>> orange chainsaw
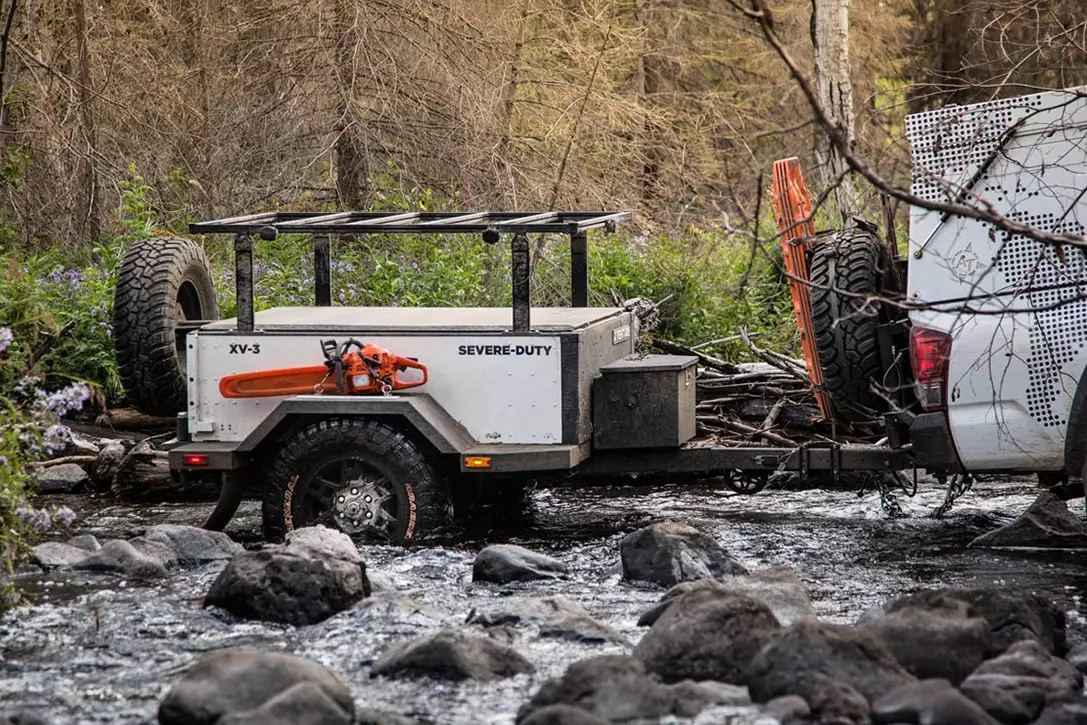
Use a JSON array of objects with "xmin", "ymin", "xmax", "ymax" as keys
[{"xmin": 219, "ymin": 339, "xmax": 428, "ymax": 398}]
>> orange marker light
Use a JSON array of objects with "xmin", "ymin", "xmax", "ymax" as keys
[{"xmin": 464, "ymin": 456, "xmax": 492, "ymax": 469}]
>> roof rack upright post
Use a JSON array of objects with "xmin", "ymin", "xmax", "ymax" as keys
[
  {"xmin": 571, "ymin": 230, "xmax": 588, "ymax": 307},
  {"xmin": 511, "ymin": 232, "xmax": 531, "ymax": 332},
  {"xmin": 313, "ymin": 234, "xmax": 331, "ymax": 306},
  {"xmin": 234, "ymin": 232, "xmax": 254, "ymax": 332}
]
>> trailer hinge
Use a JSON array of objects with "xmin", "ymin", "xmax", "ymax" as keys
[{"xmin": 189, "ymin": 418, "xmax": 216, "ymax": 434}]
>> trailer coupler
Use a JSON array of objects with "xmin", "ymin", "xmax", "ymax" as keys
[{"xmin": 203, "ymin": 471, "xmax": 245, "ymax": 531}]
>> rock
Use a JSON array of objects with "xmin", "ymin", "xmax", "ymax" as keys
[
  {"xmin": 809, "ymin": 680, "xmax": 869, "ymax": 724},
  {"xmin": 518, "ymin": 706, "xmax": 610, "ymax": 725},
  {"xmin": 158, "ymin": 649, "xmax": 354, "ymax": 725},
  {"xmin": 75, "ymin": 539, "xmax": 168, "ymax": 578},
  {"xmin": 285, "ymin": 526, "xmax": 362, "ymax": 564},
  {"xmin": 871, "ymin": 679, "xmax": 999, "ymax": 725},
  {"xmin": 1067, "ymin": 643, "xmax": 1087, "ymax": 675},
  {"xmin": 971, "ymin": 639, "xmax": 1082, "ymax": 690},
  {"xmin": 0, "ymin": 710, "xmax": 50, "ymax": 725},
  {"xmin": 69, "ymin": 432, "xmax": 102, "ymax": 457},
  {"xmin": 762, "ymin": 695, "xmax": 811, "ymax": 724},
  {"xmin": 371, "ymin": 630, "xmax": 534, "ymax": 681},
  {"xmin": 353, "ymin": 594, "xmax": 446, "ymax": 627},
  {"xmin": 959, "ymin": 674, "xmax": 1049, "ymax": 724},
  {"xmin": 470, "ymin": 597, "xmax": 626, "ymax": 644},
  {"xmin": 129, "ymin": 537, "xmax": 180, "ymax": 569},
  {"xmin": 93, "ymin": 441, "xmax": 126, "ymax": 486},
  {"xmin": 638, "ymin": 568, "xmax": 814, "ymax": 627},
  {"xmin": 35, "ymin": 462, "xmax": 89, "ymax": 493},
  {"xmin": 355, "ymin": 710, "xmax": 421, "ymax": 725},
  {"xmin": 517, "ymin": 655, "xmax": 741, "ymax": 723},
  {"xmin": 1034, "ymin": 693, "xmax": 1087, "ymax": 725},
  {"xmin": 30, "ymin": 541, "xmax": 89, "ymax": 569},
  {"xmin": 633, "ymin": 589, "xmax": 780, "ymax": 684},
  {"xmin": 878, "ymin": 587, "xmax": 1066, "ymax": 655},
  {"xmin": 970, "ymin": 492, "xmax": 1087, "ymax": 549},
  {"xmin": 143, "ymin": 524, "xmax": 244, "ymax": 563},
  {"xmin": 473, "ymin": 544, "xmax": 569, "ymax": 583},
  {"xmin": 367, "ymin": 571, "xmax": 395, "ymax": 592},
  {"xmin": 217, "ymin": 682, "xmax": 352, "ymax": 725},
  {"xmin": 67, "ymin": 534, "xmax": 101, "ymax": 552},
  {"xmin": 620, "ymin": 521, "xmax": 747, "ymax": 587},
  {"xmin": 747, "ymin": 620, "xmax": 915, "ymax": 704},
  {"xmin": 205, "ymin": 548, "xmax": 368, "ymax": 626},
  {"xmin": 864, "ymin": 595, "xmax": 992, "ymax": 684}
]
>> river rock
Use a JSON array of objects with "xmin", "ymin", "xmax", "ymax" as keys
[
  {"xmin": 67, "ymin": 534, "xmax": 101, "ymax": 552},
  {"xmin": 205, "ymin": 548, "xmax": 368, "ymax": 626},
  {"xmin": 1033, "ymin": 693, "xmax": 1087, "ymax": 725},
  {"xmin": 876, "ymin": 587, "xmax": 1066, "ymax": 655},
  {"xmin": 747, "ymin": 620, "xmax": 915, "ymax": 703},
  {"xmin": 809, "ymin": 679, "xmax": 870, "ymax": 724},
  {"xmin": 864, "ymin": 595, "xmax": 992, "ymax": 684},
  {"xmin": 473, "ymin": 544, "xmax": 568, "ymax": 583},
  {"xmin": 371, "ymin": 630, "xmax": 534, "ymax": 681},
  {"xmin": 971, "ymin": 639, "xmax": 1082, "ymax": 690},
  {"xmin": 30, "ymin": 541, "xmax": 89, "ymax": 569},
  {"xmin": 970, "ymin": 492, "xmax": 1087, "ymax": 549},
  {"xmin": 285, "ymin": 526, "xmax": 362, "ymax": 564},
  {"xmin": 959, "ymin": 674, "xmax": 1049, "ymax": 724},
  {"xmin": 217, "ymin": 682, "xmax": 352, "ymax": 725},
  {"xmin": 639, "ymin": 568, "xmax": 813, "ymax": 627},
  {"xmin": 633, "ymin": 589, "xmax": 780, "ymax": 684},
  {"xmin": 870, "ymin": 679, "xmax": 999, "ymax": 725},
  {"xmin": 620, "ymin": 520, "xmax": 747, "ymax": 587},
  {"xmin": 143, "ymin": 524, "xmax": 244, "ymax": 563},
  {"xmin": 516, "ymin": 655, "xmax": 747, "ymax": 723},
  {"xmin": 129, "ymin": 537, "xmax": 180, "ymax": 569},
  {"xmin": 35, "ymin": 463, "xmax": 89, "ymax": 493},
  {"xmin": 761, "ymin": 695, "xmax": 810, "ymax": 724},
  {"xmin": 75, "ymin": 539, "xmax": 168, "ymax": 578},
  {"xmin": 470, "ymin": 597, "xmax": 626, "ymax": 644},
  {"xmin": 158, "ymin": 649, "xmax": 354, "ymax": 725},
  {"xmin": 518, "ymin": 705, "xmax": 610, "ymax": 725}
]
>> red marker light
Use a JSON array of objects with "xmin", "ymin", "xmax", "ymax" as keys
[{"xmin": 182, "ymin": 454, "xmax": 209, "ymax": 466}]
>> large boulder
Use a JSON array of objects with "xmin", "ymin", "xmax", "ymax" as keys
[
  {"xmin": 157, "ymin": 649, "xmax": 354, "ymax": 725},
  {"xmin": 469, "ymin": 597, "xmax": 626, "ymax": 645},
  {"xmin": 75, "ymin": 539, "xmax": 169, "ymax": 578},
  {"xmin": 864, "ymin": 595, "xmax": 992, "ymax": 684},
  {"xmin": 633, "ymin": 590, "xmax": 780, "ymax": 684},
  {"xmin": 473, "ymin": 544, "xmax": 568, "ymax": 583},
  {"xmin": 35, "ymin": 462, "xmax": 89, "ymax": 493},
  {"xmin": 371, "ymin": 631, "xmax": 534, "ymax": 681},
  {"xmin": 874, "ymin": 587, "xmax": 1066, "ymax": 655},
  {"xmin": 870, "ymin": 679, "xmax": 999, "ymax": 725},
  {"xmin": 959, "ymin": 638, "xmax": 1083, "ymax": 723},
  {"xmin": 1034, "ymin": 693, "xmax": 1087, "ymax": 725},
  {"xmin": 143, "ymin": 524, "xmax": 244, "ymax": 563},
  {"xmin": 217, "ymin": 682, "xmax": 352, "ymax": 725},
  {"xmin": 638, "ymin": 568, "xmax": 813, "ymax": 627},
  {"xmin": 620, "ymin": 521, "xmax": 747, "ymax": 587},
  {"xmin": 285, "ymin": 526, "xmax": 362, "ymax": 565},
  {"xmin": 516, "ymin": 655, "xmax": 748, "ymax": 724},
  {"xmin": 970, "ymin": 492, "xmax": 1087, "ymax": 549},
  {"xmin": 809, "ymin": 680, "xmax": 870, "ymax": 725},
  {"xmin": 747, "ymin": 620, "xmax": 915, "ymax": 704},
  {"xmin": 205, "ymin": 547, "xmax": 369, "ymax": 626}
]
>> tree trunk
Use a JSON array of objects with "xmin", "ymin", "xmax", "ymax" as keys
[
  {"xmin": 812, "ymin": 0, "xmax": 856, "ymax": 220},
  {"xmin": 73, "ymin": 0, "xmax": 99, "ymax": 243},
  {"xmin": 333, "ymin": 0, "xmax": 367, "ymax": 210}
]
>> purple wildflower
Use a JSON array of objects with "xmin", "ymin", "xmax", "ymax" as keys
[
  {"xmin": 44, "ymin": 382, "xmax": 92, "ymax": 417},
  {"xmin": 42, "ymin": 424, "xmax": 72, "ymax": 456},
  {"xmin": 0, "ymin": 326, "xmax": 12, "ymax": 353}
]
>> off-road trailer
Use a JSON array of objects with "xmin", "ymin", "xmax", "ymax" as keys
[{"xmin": 154, "ymin": 210, "xmax": 915, "ymax": 542}]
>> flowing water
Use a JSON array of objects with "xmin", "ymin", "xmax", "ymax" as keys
[{"xmin": 4, "ymin": 476, "xmax": 1087, "ymax": 724}]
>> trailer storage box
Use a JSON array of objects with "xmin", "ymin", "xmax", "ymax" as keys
[{"xmin": 593, "ymin": 355, "xmax": 697, "ymax": 449}]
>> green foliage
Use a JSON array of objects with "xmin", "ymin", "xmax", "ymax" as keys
[{"xmin": 0, "ymin": 394, "xmax": 31, "ymax": 611}]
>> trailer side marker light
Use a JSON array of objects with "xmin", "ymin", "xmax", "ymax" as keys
[
  {"xmin": 183, "ymin": 454, "xmax": 209, "ymax": 466},
  {"xmin": 464, "ymin": 456, "xmax": 492, "ymax": 469}
]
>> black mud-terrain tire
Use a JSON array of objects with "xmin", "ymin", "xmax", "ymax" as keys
[
  {"xmin": 263, "ymin": 418, "xmax": 451, "ymax": 544},
  {"xmin": 113, "ymin": 237, "xmax": 218, "ymax": 416},
  {"xmin": 809, "ymin": 228, "xmax": 896, "ymax": 421}
]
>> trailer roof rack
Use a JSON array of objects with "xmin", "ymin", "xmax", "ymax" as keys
[
  {"xmin": 189, "ymin": 209, "xmax": 633, "ymax": 334},
  {"xmin": 189, "ymin": 210, "xmax": 631, "ymax": 236}
]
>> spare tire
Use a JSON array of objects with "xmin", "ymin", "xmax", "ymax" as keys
[
  {"xmin": 808, "ymin": 228, "xmax": 897, "ymax": 421},
  {"xmin": 113, "ymin": 237, "xmax": 218, "ymax": 416}
]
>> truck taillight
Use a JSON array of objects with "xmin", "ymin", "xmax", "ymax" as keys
[{"xmin": 909, "ymin": 326, "xmax": 952, "ymax": 411}]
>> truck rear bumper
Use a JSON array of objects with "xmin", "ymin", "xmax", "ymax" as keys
[{"xmin": 909, "ymin": 412, "xmax": 963, "ymax": 472}]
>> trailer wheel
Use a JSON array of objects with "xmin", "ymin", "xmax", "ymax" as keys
[
  {"xmin": 263, "ymin": 418, "xmax": 451, "ymax": 543},
  {"xmin": 808, "ymin": 228, "xmax": 897, "ymax": 421},
  {"xmin": 113, "ymin": 237, "xmax": 218, "ymax": 416}
]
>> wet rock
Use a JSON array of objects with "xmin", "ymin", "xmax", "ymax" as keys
[
  {"xmin": 75, "ymin": 539, "xmax": 168, "ymax": 578},
  {"xmin": 69, "ymin": 432, "xmax": 102, "ymax": 457},
  {"xmin": 356, "ymin": 709, "xmax": 422, "ymax": 725},
  {"xmin": 864, "ymin": 595, "xmax": 992, "ymax": 684},
  {"xmin": 473, "ymin": 544, "xmax": 569, "ymax": 583},
  {"xmin": 878, "ymin": 587, "xmax": 1066, "ymax": 655},
  {"xmin": 354, "ymin": 594, "xmax": 445, "ymax": 627},
  {"xmin": 638, "ymin": 568, "xmax": 813, "ymax": 627},
  {"xmin": 158, "ymin": 649, "xmax": 354, "ymax": 725},
  {"xmin": 1066, "ymin": 642, "xmax": 1087, "ymax": 675},
  {"xmin": 367, "ymin": 571, "xmax": 395, "ymax": 592},
  {"xmin": 970, "ymin": 492, "xmax": 1087, "ymax": 549},
  {"xmin": 217, "ymin": 682, "xmax": 352, "ymax": 725},
  {"xmin": 285, "ymin": 526, "xmax": 362, "ymax": 565},
  {"xmin": 143, "ymin": 524, "xmax": 244, "ymax": 564},
  {"xmin": 35, "ymin": 463, "xmax": 89, "ymax": 493},
  {"xmin": 92, "ymin": 441, "xmax": 126, "ymax": 486},
  {"xmin": 747, "ymin": 620, "xmax": 915, "ymax": 704},
  {"xmin": 1034, "ymin": 693, "xmax": 1087, "ymax": 725},
  {"xmin": 30, "ymin": 541, "xmax": 89, "ymax": 569},
  {"xmin": 129, "ymin": 537, "xmax": 180, "ymax": 569},
  {"xmin": 810, "ymin": 680, "xmax": 869, "ymax": 724},
  {"xmin": 762, "ymin": 695, "xmax": 810, "ymax": 724},
  {"xmin": 517, "ymin": 654, "xmax": 744, "ymax": 723},
  {"xmin": 67, "ymin": 534, "xmax": 101, "ymax": 552},
  {"xmin": 205, "ymin": 548, "xmax": 368, "ymax": 626},
  {"xmin": 0, "ymin": 710, "xmax": 50, "ymax": 725},
  {"xmin": 959, "ymin": 674, "xmax": 1048, "ymax": 724},
  {"xmin": 971, "ymin": 639, "xmax": 1082, "ymax": 690},
  {"xmin": 620, "ymin": 520, "xmax": 747, "ymax": 587},
  {"xmin": 871, "ymin": 679, "xmax": 999, "ymax": 725},
  {"xmin": 633, "ymin": 589, "xmax": 780, "ymax": 684},
  {"xmin": 518, "ymin": 705, "xmax": 610, "ymax": 725},
  {"xmin": 371, "ymin": 630, "xmax": 534, "ymax": 681},
  {"xmin": 470, "ymin": 597, "xmax": 626, "ymax": 644}
]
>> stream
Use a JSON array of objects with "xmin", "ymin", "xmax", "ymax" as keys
[{"xmin": 3, "ymin": 475, "xmax": 1087, "ymax": 724}]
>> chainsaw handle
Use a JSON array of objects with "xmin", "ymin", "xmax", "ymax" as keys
[{"xmin": 392, "ymin": 356, "xmax": 428, "ymax": 389}]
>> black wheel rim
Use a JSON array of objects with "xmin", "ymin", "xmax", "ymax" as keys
[
  {"xmin": 725, "ymin": 471, "xmax": 767, "ymax": 495},
  {"xmin": 175, "ymin": 280, "xmax": 203, "ymax": 368},
  {"xmin": 296, "ymin": 454, "xmax": 400, "ymax": 538}
]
